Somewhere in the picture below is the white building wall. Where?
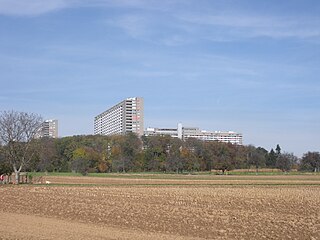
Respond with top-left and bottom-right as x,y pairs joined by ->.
94,97 -> 144,136
41,119 -> 58,138
144,123 -> 243,145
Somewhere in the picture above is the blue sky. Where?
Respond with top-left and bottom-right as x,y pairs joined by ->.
0,0 -> 319,156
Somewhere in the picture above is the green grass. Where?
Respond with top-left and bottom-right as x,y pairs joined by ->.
223,171 -> 304,176
28,171 -> 320,182
30,172 -> 83,177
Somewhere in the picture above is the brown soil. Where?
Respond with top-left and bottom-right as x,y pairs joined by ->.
43,174 -> 320,185
0,175 -> 319,239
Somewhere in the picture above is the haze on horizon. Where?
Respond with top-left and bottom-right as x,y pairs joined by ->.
0,0 -> 319,157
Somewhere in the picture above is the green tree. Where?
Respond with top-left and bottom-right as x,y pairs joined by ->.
166,137 -> 184,173
0,146 -> 12,176
31,138 -> 58,172
122,133 -> 142,171
184,138 -> 206,171
71,146 -> 100,175
180,146 -> 200,172
142,135 -> 170,171
247,146 -> 267,173
300,152 -> 320,172
71,158 -> 89,175
111,133 -> 142,172
275,144 -> 281,155
266,149 -> 277,168
213,143 -> 236,174
202,141 -> 216,171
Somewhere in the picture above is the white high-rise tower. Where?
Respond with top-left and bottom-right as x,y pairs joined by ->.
94,97 -> 144,136
41,119 -> 58,138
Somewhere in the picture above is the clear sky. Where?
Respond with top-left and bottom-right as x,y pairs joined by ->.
1,0 -> 319,156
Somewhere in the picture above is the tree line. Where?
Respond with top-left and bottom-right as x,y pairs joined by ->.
1,133 -> 319,175
0,111 -> 319,179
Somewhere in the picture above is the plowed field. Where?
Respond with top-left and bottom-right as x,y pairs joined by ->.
1,175 -> 319,239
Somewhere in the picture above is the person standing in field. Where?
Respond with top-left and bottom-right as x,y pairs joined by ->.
0,174 -> 4,184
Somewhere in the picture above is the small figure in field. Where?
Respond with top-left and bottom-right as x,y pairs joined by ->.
0,174 -> 4,184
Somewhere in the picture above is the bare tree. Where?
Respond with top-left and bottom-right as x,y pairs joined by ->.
276,152 -> 297,172
0,111 -> 43,184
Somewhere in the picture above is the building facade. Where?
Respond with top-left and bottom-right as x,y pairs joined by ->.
40,119 -> 58,138
144,123 -> 243,145
94,97 -> 144,136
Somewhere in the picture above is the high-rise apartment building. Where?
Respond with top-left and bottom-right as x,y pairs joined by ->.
94,97 -> 144,136
40,119 -> 58,138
